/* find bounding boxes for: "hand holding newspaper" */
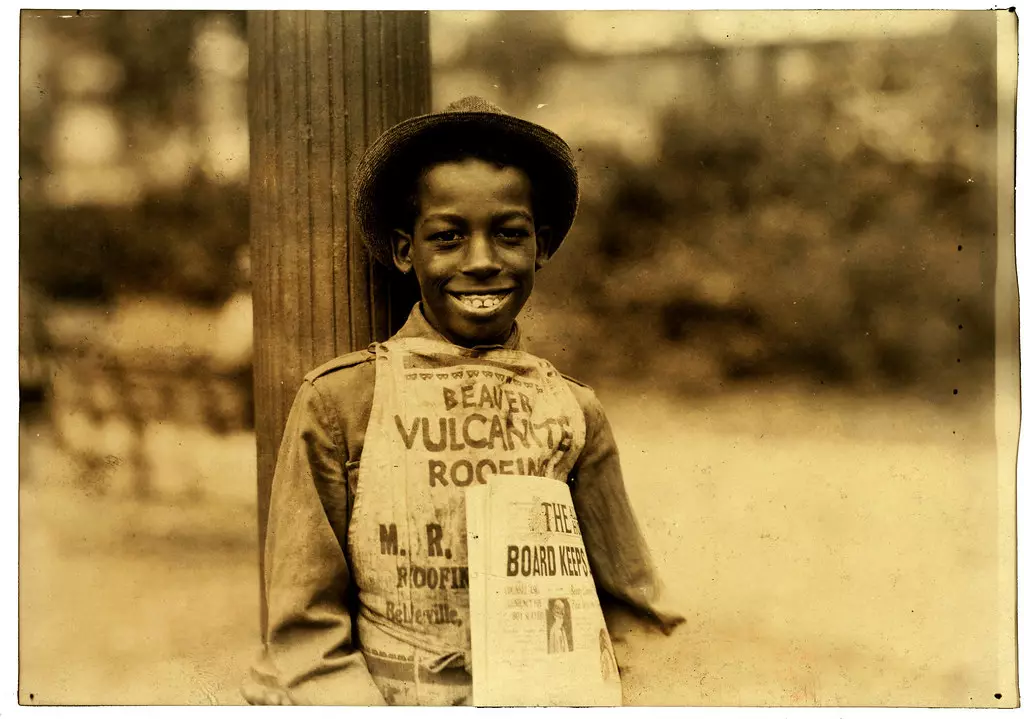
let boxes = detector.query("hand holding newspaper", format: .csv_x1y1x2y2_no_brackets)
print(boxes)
466,475,623,707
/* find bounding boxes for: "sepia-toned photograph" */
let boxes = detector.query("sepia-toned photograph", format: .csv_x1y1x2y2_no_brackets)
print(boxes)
17,8,1018,708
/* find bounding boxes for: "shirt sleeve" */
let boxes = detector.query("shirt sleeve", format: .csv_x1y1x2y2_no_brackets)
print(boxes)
568,384,685,634
244,380,387,706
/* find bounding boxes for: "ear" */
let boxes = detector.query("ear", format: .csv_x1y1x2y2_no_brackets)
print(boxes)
535,226,553,271
391,229,414,274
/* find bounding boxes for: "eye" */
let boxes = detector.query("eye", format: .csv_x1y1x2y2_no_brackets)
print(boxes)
495,226,529,241
428,229,463,247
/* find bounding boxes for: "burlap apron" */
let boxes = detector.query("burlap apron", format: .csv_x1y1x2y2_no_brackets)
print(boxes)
350,337,586,705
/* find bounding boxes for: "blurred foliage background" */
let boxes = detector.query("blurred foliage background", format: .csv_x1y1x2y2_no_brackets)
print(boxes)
21,11,249,305
17,9,1003,515
20,10,999,409
430,12,997,400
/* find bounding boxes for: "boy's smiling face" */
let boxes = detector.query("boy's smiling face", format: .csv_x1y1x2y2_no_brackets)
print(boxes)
392,157,550,348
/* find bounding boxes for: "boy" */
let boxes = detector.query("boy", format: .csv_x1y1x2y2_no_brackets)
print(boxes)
243,96,681,706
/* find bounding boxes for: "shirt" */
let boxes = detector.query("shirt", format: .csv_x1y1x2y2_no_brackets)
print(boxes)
243,304,682,705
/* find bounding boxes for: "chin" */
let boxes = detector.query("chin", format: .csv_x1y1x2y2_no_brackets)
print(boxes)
432,298,519,348
441,315,510,346
453,324,512,347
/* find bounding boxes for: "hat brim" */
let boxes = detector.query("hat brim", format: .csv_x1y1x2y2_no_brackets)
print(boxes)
355,111,579,266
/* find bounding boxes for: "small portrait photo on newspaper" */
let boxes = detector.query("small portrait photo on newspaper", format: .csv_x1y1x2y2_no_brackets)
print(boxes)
546,598,574,654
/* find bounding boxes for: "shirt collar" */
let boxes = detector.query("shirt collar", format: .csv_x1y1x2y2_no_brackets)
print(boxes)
392,302,522,351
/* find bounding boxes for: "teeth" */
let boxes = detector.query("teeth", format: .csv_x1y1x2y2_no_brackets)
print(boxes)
456,294,506,310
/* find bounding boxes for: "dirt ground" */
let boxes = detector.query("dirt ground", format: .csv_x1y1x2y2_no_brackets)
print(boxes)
18,389,1016,707
604,389,1013,707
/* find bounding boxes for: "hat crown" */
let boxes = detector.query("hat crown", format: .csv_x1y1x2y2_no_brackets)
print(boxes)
441,96,507,116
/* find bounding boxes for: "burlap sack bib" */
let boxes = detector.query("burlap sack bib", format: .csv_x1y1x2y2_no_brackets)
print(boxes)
349,337,586,705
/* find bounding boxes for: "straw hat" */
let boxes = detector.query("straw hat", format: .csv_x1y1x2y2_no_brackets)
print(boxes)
354,96,579,266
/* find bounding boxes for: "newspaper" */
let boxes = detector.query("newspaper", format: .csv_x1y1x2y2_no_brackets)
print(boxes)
466,475,622,707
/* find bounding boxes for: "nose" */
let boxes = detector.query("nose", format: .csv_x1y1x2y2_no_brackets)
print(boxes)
462,233,500,278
